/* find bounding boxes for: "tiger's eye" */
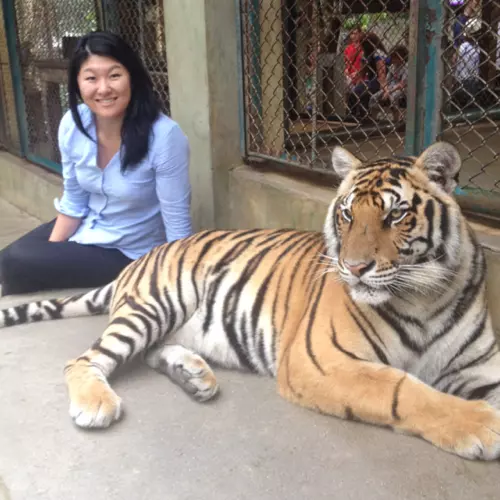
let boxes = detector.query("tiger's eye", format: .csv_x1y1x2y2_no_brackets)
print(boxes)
389,208,408,224
341,208,352,222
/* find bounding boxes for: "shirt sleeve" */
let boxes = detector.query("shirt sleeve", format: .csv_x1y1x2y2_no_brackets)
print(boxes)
401,65,409,85
54,110,90,218
154,123,193,242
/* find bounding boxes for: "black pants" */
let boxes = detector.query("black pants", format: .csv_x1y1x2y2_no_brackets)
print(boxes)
348,80,380,120
0,220,133,296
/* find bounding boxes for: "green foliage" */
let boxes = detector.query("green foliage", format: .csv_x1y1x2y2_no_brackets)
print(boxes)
343,13,390,31
84,10,97,30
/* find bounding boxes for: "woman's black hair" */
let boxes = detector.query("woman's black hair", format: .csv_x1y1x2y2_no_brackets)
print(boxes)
390,45,409,62
361,32,387,58
68,31,160,171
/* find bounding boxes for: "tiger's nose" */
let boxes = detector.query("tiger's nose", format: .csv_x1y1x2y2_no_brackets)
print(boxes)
344,260,375,277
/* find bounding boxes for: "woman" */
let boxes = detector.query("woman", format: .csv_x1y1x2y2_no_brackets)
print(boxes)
344,25,364,91
369,45,408,122
0,31,192,296
346,32,388,122
453,17,486,110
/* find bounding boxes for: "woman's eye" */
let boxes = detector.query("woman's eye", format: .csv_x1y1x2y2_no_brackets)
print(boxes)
110,73,121,79
341,208,352,222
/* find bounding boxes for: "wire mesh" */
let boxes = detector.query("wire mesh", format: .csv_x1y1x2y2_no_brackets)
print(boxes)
241,0,410,172
440,0,500,194
0,6,21,154
13,0,99,164
101,0,170,115
11,0,169,168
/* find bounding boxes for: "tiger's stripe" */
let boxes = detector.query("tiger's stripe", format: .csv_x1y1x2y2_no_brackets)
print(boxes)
0,282,114,327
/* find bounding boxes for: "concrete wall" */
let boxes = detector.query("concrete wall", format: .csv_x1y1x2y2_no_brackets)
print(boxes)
228,166,333,231
0,153,59,221
163,0,241,231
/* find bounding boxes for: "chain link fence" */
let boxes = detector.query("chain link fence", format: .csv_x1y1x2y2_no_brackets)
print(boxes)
3,0,169,171
0,6,20,154
240,0,500,208
101,0,170,115
440,0,500,194
13,0,99,166
241,0,410,172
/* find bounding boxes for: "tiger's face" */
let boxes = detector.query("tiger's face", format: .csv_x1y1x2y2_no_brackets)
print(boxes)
324,142,463,305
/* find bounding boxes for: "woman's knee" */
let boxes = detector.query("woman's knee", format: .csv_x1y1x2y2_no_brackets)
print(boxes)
0,246,26,294
0,245,14,276
1,239,45,280
0,241,53,295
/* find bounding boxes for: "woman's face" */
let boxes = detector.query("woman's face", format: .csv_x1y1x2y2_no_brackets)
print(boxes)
350,29,361,43
392,54,404,67
77,55,131,120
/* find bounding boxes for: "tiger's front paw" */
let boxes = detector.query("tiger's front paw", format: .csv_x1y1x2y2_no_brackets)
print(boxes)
64,360,122,429
425,400,500,460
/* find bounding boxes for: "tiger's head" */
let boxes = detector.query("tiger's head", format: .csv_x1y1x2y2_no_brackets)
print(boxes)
324,142,464,306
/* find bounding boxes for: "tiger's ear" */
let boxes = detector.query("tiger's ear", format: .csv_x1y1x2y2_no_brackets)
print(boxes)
414,142,461,194
331,147,362,179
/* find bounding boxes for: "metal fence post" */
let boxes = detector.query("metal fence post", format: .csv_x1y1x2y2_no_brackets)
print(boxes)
1,0,29,157
235,0,247,158
404,0,444,156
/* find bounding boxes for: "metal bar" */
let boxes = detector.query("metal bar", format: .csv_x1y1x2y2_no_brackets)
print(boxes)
404,0,444,155
2,0,29,156
288,121,406,147
422,0,444,149
249,0,262,120
403,1,421,156
247,151,329,171
456,189,500,220
234,0,247,157
138,0,145,62
26,153,62,174
282,0,297,145
445,107,500,124
94,0,106,29
310,0,319,163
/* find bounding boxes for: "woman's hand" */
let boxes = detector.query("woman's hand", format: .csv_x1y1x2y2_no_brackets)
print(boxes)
49,213,82,242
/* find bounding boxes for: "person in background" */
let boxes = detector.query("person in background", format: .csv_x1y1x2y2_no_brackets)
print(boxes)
346,32,388,122
369,44,409,122
454,18,484,109
452,0,480,49
0,31,192,296
344,25,364,91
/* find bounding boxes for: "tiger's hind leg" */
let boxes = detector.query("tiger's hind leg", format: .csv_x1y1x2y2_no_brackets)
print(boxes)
146,344,219,402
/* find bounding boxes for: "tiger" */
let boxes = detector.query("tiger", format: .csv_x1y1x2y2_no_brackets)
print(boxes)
1,141,500,461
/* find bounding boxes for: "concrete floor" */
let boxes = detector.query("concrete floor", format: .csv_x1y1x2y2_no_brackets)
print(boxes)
0,199,499,500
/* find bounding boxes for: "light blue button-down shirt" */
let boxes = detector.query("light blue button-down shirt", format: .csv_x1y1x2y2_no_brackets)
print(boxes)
55,104,192,260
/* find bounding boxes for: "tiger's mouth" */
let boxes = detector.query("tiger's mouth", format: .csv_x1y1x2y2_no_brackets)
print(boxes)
348,281,393,305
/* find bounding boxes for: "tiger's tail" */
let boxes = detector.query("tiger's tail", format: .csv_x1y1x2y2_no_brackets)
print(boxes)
0,282,115,328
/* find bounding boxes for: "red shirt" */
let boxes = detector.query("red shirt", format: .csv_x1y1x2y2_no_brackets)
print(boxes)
344,43,363,84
